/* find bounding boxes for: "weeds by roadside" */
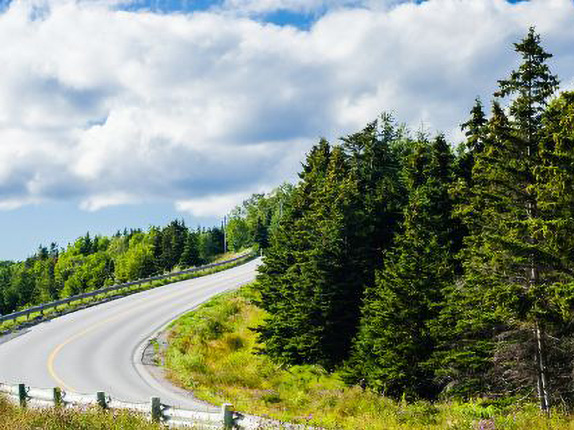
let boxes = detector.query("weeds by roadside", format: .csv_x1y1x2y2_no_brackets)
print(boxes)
165,285,574,430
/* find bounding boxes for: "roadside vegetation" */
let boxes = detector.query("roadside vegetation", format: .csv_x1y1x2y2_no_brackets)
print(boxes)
4,27,574,429
165,286,574,430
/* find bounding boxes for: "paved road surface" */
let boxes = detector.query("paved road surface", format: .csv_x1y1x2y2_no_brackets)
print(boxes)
0,259,259,410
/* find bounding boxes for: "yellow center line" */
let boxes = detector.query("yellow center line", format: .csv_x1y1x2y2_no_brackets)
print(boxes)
46,272,252,392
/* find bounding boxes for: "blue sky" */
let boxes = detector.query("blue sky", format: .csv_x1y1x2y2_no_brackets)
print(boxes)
120,0,335,29
0,0,573,260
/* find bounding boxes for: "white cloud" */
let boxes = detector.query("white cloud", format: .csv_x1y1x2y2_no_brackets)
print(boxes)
79,191,139,211
0,0,574,217
176,192,251,218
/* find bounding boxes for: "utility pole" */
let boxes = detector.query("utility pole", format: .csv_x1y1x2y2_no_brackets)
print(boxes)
223,216,227,254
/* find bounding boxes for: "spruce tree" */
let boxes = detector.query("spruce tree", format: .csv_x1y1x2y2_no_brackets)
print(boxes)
347,135,459,398
179,231,200,267
257,139,332,365
457,28,565,410
457,98,487,186
307,146,366,367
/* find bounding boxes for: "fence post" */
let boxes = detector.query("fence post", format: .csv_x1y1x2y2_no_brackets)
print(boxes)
151,396,162,422
222,403,234,429
53,387,63,407
18,383,27,408
96,391,108,409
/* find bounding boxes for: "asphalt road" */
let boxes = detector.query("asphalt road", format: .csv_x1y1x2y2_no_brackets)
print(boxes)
0,259,259,410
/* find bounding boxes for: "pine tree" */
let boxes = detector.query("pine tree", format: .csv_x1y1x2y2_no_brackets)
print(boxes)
257,139,333,365
457,98,487,185
308,146,366,367
179,231,200,267
253,218,269,250
456,28,565,410
347,135,459,398
342,115,406,273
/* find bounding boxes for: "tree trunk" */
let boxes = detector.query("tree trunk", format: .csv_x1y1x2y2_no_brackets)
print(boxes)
534,319,550,412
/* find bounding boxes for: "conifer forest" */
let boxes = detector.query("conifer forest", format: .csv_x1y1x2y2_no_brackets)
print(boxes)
255,28,574,410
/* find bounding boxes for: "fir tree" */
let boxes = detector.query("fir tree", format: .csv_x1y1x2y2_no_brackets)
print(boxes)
179,231,200,267
257,139,333,365
456,28,564,410
347,135,459,398
457,98,487,185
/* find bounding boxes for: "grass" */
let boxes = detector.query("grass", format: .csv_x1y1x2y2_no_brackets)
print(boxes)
0,395,166,430
0,251,255,334
165,285,574,430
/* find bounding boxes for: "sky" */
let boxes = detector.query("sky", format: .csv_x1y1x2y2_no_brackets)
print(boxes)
0,0,574,260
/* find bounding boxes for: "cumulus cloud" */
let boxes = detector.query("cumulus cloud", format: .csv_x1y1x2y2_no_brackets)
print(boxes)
175,192,254,218
0,0,574,217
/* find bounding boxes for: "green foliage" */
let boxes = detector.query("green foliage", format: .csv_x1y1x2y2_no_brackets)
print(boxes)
225,217,251,252
257,119,410,370
114,238,155,283
165,286,574,430
0,221,226,316
438,27,573,408
223,184,295,253
347,135,461,399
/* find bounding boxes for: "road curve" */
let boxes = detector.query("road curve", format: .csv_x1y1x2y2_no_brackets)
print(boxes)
0,259,259,410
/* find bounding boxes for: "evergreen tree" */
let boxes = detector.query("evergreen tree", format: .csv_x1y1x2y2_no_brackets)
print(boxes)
347,135,459,398
253,218,269,250
457,98,487,185
257,139,333,365
455,28,565,410
307,146,366,366
342,115,406,274
179,231,200,267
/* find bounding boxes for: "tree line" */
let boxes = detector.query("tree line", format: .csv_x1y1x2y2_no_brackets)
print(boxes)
253,29,574,410
223,184,294,253
0,222,225,316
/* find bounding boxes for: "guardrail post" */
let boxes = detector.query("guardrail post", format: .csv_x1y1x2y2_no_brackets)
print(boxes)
222,403,234,429
97,391,108,409
18,383,27,408
151,396,162,422
53,387,63,407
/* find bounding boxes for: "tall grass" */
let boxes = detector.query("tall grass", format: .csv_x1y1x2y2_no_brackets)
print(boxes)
165,285,574,430
0,396,165,430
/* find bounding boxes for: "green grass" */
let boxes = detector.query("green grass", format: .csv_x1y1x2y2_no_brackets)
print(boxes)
0,252,255,334
165,285,574,430
0,396,166,430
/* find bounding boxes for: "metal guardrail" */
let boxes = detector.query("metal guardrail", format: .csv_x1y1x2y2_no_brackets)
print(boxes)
0,252,254,326
0,382,240,428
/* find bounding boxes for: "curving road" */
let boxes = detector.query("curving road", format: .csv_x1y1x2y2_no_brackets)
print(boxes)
0,259,259,410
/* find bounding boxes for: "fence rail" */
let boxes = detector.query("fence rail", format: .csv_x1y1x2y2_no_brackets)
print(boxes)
0,252,254,326
0,382,240,428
